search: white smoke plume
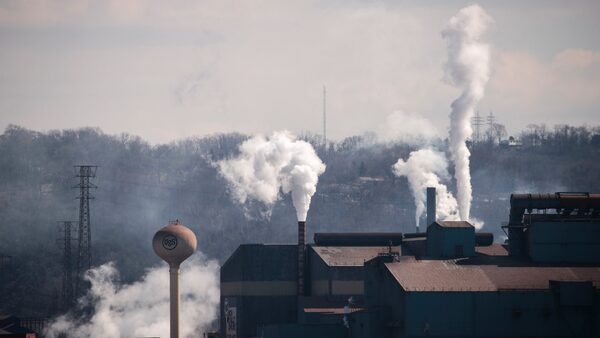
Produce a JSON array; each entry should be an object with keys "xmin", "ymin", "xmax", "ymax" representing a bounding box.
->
[
  {"xmin": 392, "ymin": 148, "xmax": 459, "ymax": 229},
  {"xmin": 46, "ymin": 256, "xmax": 220, "ymax": 338},
  {"xmin": 376, "ymin": 110, "xmax": 439, "ymax": 145},
  {"xmin": 217, "ymin": 130, "xmax": 326, "ymax": 221},
  {"xmin": 442, "ymin": 4, "xmax": 492, "ymax": 221}
]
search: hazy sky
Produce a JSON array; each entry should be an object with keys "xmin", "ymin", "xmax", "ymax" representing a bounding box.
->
[{"xmin": 1, "ymin": 0, "xmax": 599, "ymax": 144}]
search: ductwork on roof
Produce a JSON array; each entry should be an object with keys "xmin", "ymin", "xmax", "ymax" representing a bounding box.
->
[{"xmin": 506, "ymin": 192, "xmax": 600, "ymax": 256}]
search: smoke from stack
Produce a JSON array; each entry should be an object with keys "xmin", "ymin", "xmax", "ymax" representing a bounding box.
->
[
  {"xmin": 217, "ymin": 130, "xmax": 326, "ymax": 221},
  {"xmin": 442, "ymin": 4, "xmax": 493, "ymax": 221},
  {"xmin": 46, "ymin": 256, "xmax": 219, "ymax": 338},
  {"xmin": 392, "ymin": 149, "xmax": 459, "ymax": 230}
]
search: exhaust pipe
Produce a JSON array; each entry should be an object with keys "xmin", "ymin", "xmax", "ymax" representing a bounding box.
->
[
  {"xmin": 426, "ymin": 187, "xmax": 436, "ymax": 230},
  {"xmin": 297, "ymin": 221, "xmax": 306, "ymax": 296}
]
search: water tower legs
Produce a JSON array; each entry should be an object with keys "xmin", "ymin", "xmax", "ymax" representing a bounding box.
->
[{"xmin": 170, "ymin": 264, "xmax": 180, "ymax": 338}]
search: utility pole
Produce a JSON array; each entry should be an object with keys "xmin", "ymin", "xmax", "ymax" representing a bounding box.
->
[
  {"xmin": 57, "ymin": 221, "xmax": 76, "ymax": 310},
  {"xmin": 471, "ymin": 110, "xmax": 483, "ymax": 144},
  {"xmin": 323, "ymin": 85, "xmax": 327, "ymax": 147},
  {"xmin": 74, "ymin": 165, "xmax": 97, "ymax": 298}
]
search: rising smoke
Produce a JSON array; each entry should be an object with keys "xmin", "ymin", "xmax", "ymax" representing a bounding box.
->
[
  {"xmin": 392, "ymin": 149, "xmax": 459, "ymax": 229},
  {"xmin": 217, "ymin": 130, "xmax": 326, "ymax": 221},
  {"xmin": 376, "ymin": 110, "xmax": 439, "ymax": 145},
  {"xmin": 442, "ymin": 4, "xmax": 493, "ymax": 220},
  {"xmin": 46, "ymin": 256, "xmax": 219, "ymax": 338}
]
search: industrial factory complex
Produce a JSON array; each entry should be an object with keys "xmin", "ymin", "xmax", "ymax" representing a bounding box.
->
[{"xmin": 220, "ymin": 192, "xmax": 600, "ymax": 338}]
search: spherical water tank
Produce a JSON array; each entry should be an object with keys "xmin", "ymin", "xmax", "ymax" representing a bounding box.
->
[{"xmin": 152, "ymin": 220, "xmax": 197, "ymax": 266}]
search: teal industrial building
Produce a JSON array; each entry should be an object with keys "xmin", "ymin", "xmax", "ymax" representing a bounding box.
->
[{"xmin": 220, "ymin": 192, "xmax": 600, "ymax": 338}]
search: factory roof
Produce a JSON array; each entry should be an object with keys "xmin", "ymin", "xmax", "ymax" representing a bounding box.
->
[
  {"xmin": 475, "ymin": 244, "xmax": 509, "ymax": 256},
  {"xmin": 304, "ymin": 307, "xmax": 365, "ymax": 315},
  {"xmin": 312, "ymin": 246, "xmax": 401, "ymax": 267},
  {"xmin": 0, "ymin": 314, "xmax": 31, "ymax": 334},
  {"xmin": 301, "ymin": 296, "xmax": 365, "ymax": 314},
  {"xmin": 432, "ymin": 221, "xmax": 474, "ymax": 228},
  {"xmin": 385, "ymin": 254, "xmax": 600, "ymax": 291}
]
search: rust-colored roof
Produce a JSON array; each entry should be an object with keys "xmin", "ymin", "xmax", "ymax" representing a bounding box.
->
[
  {"xmin": 304, "ymin": 307, "xmax": 364, "ymax": 314},
  {"xmin": 475, "ymin": 244, "xmax": 509, "ymax": 256},
  {"xmin": 385, "ymin": 259, "xmax": 600, "ymax": 291},
  {"xmin": 434, "ymin": 221, "xmax": 474, "ymax": 228},
  {"xmin": 311, "ymin": 246, "xmax": 400, "ymax": 266}
]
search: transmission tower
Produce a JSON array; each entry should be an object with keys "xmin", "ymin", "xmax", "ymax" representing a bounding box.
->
[
  {"xmin": 471, "ymin": 110, "xmax": 484, "ymax": 143},
  {"xmin": 74, "ymin": 165, "xmax": 97, "ymax": 297},
  {"xmin": 486, "ymin": 110, "xmax": 496, "ymax": 128},
  {"xmin": 57, "ymin": 221, "xmax": 76, "ymax": 310},
  {"xmin": 485, "ymin": 111, "xmax": 496, "ymax": 141}
]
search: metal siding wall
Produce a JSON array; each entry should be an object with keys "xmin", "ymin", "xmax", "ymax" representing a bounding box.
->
[
  {"xmin": 262, "ymin": 323, "xmax": 346, "ymax": 338},
  {"xmin": 330, "ymin": 266, "xmax": 363, "ymax": 281},
  {"xmin": 426, "ymin": 226, "xmax": 442, "ymax": 257},
  {"xmin": 220, "ymin": 245, "xmax": 299, "ymax": 338},
  {"xmin": 362, "ymin": 260, "xmax": 397, "ymax": 338},
  {"xmin": 396, "ymin": 290, "xmax": 598, "ymax": 337},
  {"xmin": 441, "ymin": 228, "xmax": 475, "ymax": 257},
  {"xmin": 405, "ymin": 292, "xmax": 475, "ymax": 337},
  {"xmin": 241, "ymin": 296, "xmax": 298, "ymax": 338},
  {"xmin": 531, "ymin": 221, "xmax": 600, "ymax": 243},
  {"xmin": 530, "ymin": 221, "xmax": 600, "ymax": 262},
  {"xmin": 309, "ymin": 247, "xmax": 330, "ymax": 296},
  {"xmin": 308, "ymin": 247, "xmax": 366, "ymax": 296},
  {"xmin": 427, "ymin": 226, "xmax": 475, "ymax": 258},
  {"xmin": 221, "ymin": 246, "xmax": 244, "ymax": 282},
  {"xmin": 473, "ymin": 291, "xmax": 563, "ymax": 337},
  {"xmin": 331, "ymin": 280, "xmax": 363, "ymax": 295}
]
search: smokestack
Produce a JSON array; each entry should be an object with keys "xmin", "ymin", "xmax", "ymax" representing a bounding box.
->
[
  {"xmin": 297, "ymin": 221, "xmax": 306, "ymax": 296},
  {"xmin": 427, "ymin": 187, "xmax": 436, "ymax": 229}
]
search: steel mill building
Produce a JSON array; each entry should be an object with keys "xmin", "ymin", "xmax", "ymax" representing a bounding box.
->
[{"xmin": 220, "ymin": 192, "xmax": 600, "ymax": 338}]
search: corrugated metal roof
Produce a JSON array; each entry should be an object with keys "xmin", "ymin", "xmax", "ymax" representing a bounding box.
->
[
  {"xmin": 304, "ymin": 307, "xmax": 364, "ymax": 314},
  {"xmin": 475, "ymin": 244, "xmax": 509, "ymax": 256},
  {"xmin": 434, "ymin": 221, "xmax": 474, "ymax": 228},
  {"xmin": 311, "ymin": 246, "xmax": 400, "ymax": 267},
  {"xmin": 385, "ymin": 258, "xmax": 600, "ymax": 291}
]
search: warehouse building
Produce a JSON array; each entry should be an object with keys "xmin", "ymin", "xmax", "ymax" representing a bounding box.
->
[{"xmin": 220, "ymin": 192, "xmax": 600, "ymax": 338}]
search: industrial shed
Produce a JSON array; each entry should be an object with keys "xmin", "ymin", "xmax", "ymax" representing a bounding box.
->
[
  {"xmin": 220, "ymin": 191, "xmax": 600, "ymax": 338},
  {"xmin": 361, "ymin": 246, "xmax": 600, "ymax": 337},
  {"xmin": 309, "ymin": 245, "xmax": 400, "ymax": 296},
  {"xmin": 426, "ymin": 220, "xmax": 475, "ymax": 258},
  {"xmin": 220, "ymin": 244, "xmax": 298, "ymax": 338}
]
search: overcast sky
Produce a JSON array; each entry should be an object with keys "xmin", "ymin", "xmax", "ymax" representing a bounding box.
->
[{"xmin": 1, "ymin": 0, "xmax": 599, "ymax": 144}]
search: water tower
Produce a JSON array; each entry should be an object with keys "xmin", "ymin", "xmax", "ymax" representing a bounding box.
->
[{"xmin": 153, "ymin": 220, "xmax": 197, "ymax": 338}]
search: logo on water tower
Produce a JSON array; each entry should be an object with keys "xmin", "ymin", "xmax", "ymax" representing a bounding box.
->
[{"xmin": 162, "ymin": 234, "xmax": 178, "ymax": 250}]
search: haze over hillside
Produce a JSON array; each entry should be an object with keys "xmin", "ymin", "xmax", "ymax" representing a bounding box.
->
[{"xmin": 0, "ymin": 123, "xmax": 599, "ymax": 317}]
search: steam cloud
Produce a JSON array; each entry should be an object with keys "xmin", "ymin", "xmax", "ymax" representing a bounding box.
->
[
  {"xmin": 442, "ymin": 4, "xmax": 492, "ymax": 220},
  {"xmin": 217, "ymin": 130, "xmax": 326, "ymax": 221},
  {"xmin": 46, "ymin": 256, "xmax": 219, "ymax": 338},
  {"xmin": 376, "ymin": 110, "xmax": 439, "ymax": 145},
  {"xmin": 392, "ymin": 149, "xmax": 459, "ymax": 229}
]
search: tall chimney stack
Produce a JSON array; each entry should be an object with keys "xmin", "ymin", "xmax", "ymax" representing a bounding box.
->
[
  {"xmin": 426, "ymin": 187, "xmax": 436, "ymax": 230},
  {"xmin": 297, "ymin": 221, "xmax": 306, "ymax": 296}
]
